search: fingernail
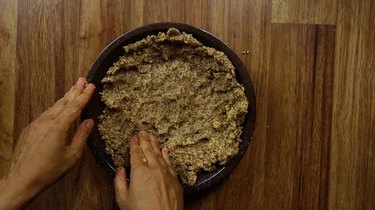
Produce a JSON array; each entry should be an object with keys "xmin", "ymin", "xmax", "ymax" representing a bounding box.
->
[
  {"xmin": 86, "ymin": 83, "xmax": 96, "ymax": 89},
  {"xmin": 131, "ymin": 130, "xmax": 138, "ymax": 136},
  {"xmin": 137, "ymin": 133, "xmax": 144, "ymax": 141},
  {"xmin": 139, "ymin": 130, "xmax": 148, "ymax": 139},
  {"xmin": 163, "ymin": 147, "xmax": 169, "ymax": 153},
  {"xmin": 76, "ymin": 77, "xmax": 85, "ymax": 86},
  {"xmin": 132, "ymin": 134, "xmax": 139, "ymax": 144},
  {"xmin": 85, "ymin": 119, "xmax": 94, "ymax": 129},
  {"xmin": 139, "ymin": 131, "xmax": 150, "ymax": 141}
]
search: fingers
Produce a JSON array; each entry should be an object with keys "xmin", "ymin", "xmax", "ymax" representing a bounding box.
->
[
  {"xmin": 138, "ymin": 131, "xmax": 159, "ymax": 166},
  {"xmin": 129, "ymin": 134, "xmax": 144, "ymax": 168},
  {"xmin": 80, "ymin": 83, "xmax": 96, "ymax": 106},
  {"xmin": 64, "ymin": 77, "xmax": 87, "ymax": 101},
  {"xmin": 50, "ymin": 78, "xmax": 87, "ymax": 115},
  {"xmin": 162, "ymin": 147, "xmax": 172, "ymax": 166},
  {"xmin": 162, "ymin": 147, "xmax": 176, "ymax": 175},
  {"xmin": 36, "ymin": 78, "xmax": 95, "ymax": 125},
  {"xmin": 148, "ymin": 133, "xmax": 168, "ymax": 168},
  {"xmin": 149, "ymin": 133, "xmax": 161, "ymax": 155},
  {"xmin": 70, "ymin": 119, "xmax": 94, "ymax": 152},
  {"xmin": 132, "ymin": 131, "xmax": 174, "ymax": 174},
  {"xmin": 114, "ymin": 167, "xmax": 128, "ymax": 207},
  {"xmin": 58, "ymin": 78, "xmax": 96, "ymax": 130}
]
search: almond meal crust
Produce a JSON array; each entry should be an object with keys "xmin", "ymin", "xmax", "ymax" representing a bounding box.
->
[{"xmin": 98, "ymin": 28, "xmax": 248, "ymax": 185}]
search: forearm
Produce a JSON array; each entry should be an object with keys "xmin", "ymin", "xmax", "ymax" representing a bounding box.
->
[{"xmin": 0, "ymin": 178, "xmax": 40, "ymax": 210}]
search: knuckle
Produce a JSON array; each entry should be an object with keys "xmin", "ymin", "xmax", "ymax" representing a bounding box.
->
[
  {"xmin": 143, "ymin": 147, "xmax": 153, "ymax": 154},
  {"xmin": 68, "ymin": 99, "xmax": 83, "ymax": 111},
  {"xmin": 72, "ymin": 85, "xmax": 83, "ymax": 93},
  {"xmin": 130, "ymin": 147, "xmax": 142, "ymax": 157},
  {"xmin": 65, "ymin": 86, "xmax": 79, "ymax": 98},
  {"xmin": 64, "ymin": 88, "xmax": 73, "ymax": 98},
  {"xmin": 69, "ymin": 98, "xmax": 80, "ymax": 107},
  {"xmin": 154, "ymin": 166, "xmax": 168, "ymax": 176},
  {"xmin": 56, "ymin": 96, "xmax": 67, "ymax": 104},
  {"xmin": 78, "ymin": 128, "xmax": 90, "ymax": 139}
]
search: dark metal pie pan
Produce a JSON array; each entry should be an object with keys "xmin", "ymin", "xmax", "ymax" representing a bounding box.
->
[{"xmin": 81, "ymin": 22, "xmax": 256, "ymax": 196}]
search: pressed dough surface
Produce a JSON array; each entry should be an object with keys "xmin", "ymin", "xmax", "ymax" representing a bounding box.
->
[{"xmin": 98, "ymin": 28, "xmax": 248, "ymax": 185}]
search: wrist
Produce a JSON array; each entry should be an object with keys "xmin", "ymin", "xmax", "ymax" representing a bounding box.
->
[{"xmin": 0, "ymin": 177, "xmax": 40, "ymax": 210}]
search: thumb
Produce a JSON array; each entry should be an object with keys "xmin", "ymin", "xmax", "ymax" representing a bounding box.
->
[
  {"xmin": 70, "ymin": 119, "xmax": 94, "ymax": 152},
  {"xmin": 114, "ymin": 167, "xmax": 128, "ymax": 208}
]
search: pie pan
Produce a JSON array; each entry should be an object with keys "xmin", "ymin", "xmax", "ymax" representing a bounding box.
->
[{"xmin": 81, "ymin": 22, "xmax": 256, "ymax": 196}]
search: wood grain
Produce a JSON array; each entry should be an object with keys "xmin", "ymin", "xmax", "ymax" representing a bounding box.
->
[
  {"xmin": 328, "ymin": 0, "xmax": 375, "ymax": 209},
  {"xmin": 271, "ymin": 0, "xmax": 338, "ymax": 24},
  {"xmin": 0, "ymin": 0, "xmax": 374, "ymax": 209},
  {"xmin": 185, "ymin": 1, "xmax": 274, "ymax": 209},
  {"xmin": 0, "ymin": 0, "xmax": 17, "ymax": 178},
  {"xmin": 15, "ymin": 0, "xmax": 79, "ymax": 209},
  {"xmin": 263, "ymin": 24, "xmax": 334, "ymax": 210}
]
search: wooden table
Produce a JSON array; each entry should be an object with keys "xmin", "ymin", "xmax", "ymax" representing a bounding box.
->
[{"xmin": 1, "ymin": 0, "xmax": 374, "ymax": 209}]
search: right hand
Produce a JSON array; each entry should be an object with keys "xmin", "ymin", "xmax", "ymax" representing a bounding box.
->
[{"xmin": 114, "ymin": 131, "xmax": 184, "ymax": 210}]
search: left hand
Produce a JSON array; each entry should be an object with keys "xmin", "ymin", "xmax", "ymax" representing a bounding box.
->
[{"xmin": 0, "ymin": 77, "xmax": 95, "ymax": 210}]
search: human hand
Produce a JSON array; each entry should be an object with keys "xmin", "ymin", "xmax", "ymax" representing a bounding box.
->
[
  {"xmin": 0, "ymin": 77, "xmax": 95, "ymax": 210},
  {"xmin": 114, "ymin": 131, "xmax": 184, "ymax": 210}
]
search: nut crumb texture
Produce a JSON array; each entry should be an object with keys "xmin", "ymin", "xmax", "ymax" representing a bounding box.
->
[{"xmin": 98, "ymin": 28, "xmax": 248, "ymax": 185}]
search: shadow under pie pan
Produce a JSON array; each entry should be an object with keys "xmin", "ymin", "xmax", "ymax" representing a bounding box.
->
[{"xmin": 81, "ymin": 22, "xmax": 256, "ymax": 196}]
